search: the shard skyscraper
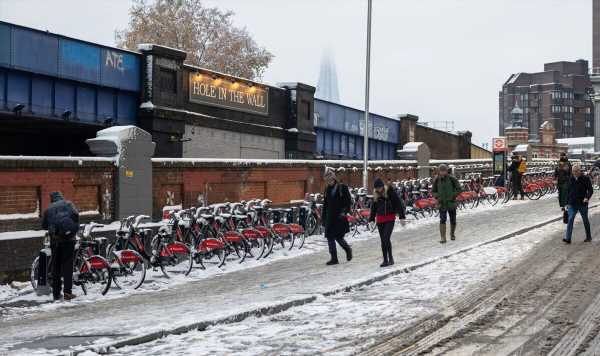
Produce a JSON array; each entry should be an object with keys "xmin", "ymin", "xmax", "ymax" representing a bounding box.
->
[{"xmin": 315, "ymin": 48, "xmax": 341, "ymax": 103}]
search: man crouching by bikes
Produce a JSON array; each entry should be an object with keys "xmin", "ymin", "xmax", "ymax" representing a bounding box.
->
[{"xmin": 42, "ymin": 191, "xmax": 79, "ymax": 301}]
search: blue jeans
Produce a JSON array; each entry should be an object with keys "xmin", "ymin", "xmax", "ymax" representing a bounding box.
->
[{"xmin": 565, "ymin": 205, "xmax": 592, "ymax": 242}]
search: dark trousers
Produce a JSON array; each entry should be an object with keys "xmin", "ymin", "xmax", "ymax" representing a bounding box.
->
[
  {"xmin": 51, "ymin": 240, "xmax": 75, "ymax": 299},
  {"xmin": 327, "ymin": 233, "xmax": 350, "ymax": 261},
  {"xmin": 439, "ymin": 209, "xmax": 457, "ymax": 225},
  {"xmin": 377, "ymin": 221, "xmax": 394, "ymax": 262},
  {"xmin": 558, "ymin": 183, "xmax": 569, "ymax": 208},
  {"xmin": 565, "ymin": 205, "xmax": 592, "ymax": 241},
  {"xmin": 512, "ymin": 175, "xmax": 524, "ymax": 198}
]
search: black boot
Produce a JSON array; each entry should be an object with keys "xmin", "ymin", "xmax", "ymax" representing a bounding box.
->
[
  {"xmin": 346, "ymin": 247, "xmax": 353, "ymax": 262},
  {"xmin": 327, "ymin": 238, "xmax": 338, "ymax": 265},
  {"xmin": 388, "ymin": 243, "xmax": 394, "ymax": 265},
  {"xmin": 380, "ymin": 260, "xmax": 390, "ymax": 268}
]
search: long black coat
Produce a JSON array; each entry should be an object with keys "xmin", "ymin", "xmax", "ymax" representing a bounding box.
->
[{"xmin": 322, "ymin": 183, "xmax": 351, "ymax": 239}]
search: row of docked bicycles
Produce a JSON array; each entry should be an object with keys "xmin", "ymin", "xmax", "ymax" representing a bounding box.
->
[
  {"xmin": 32, "ymin": 199, "xmax": 311, "ymax": 296},
  {"xmin": 31, "ymin": 170, "xmax": 557, "ymax": 297}
]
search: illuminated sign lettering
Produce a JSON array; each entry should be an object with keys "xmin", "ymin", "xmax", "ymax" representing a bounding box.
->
[{"xmin": 189, "ymin": 71, "xmax": 269, "ymax": 115}]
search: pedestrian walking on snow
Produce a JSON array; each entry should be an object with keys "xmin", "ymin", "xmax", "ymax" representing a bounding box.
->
[
  {"xmin": 564, "ymin": 165, "xmax": 593, "ymax": 244},
  {"xmin": 322, "ymin": 169, "xmax": 353, "ymax": 265},
  {"xmin": 42, "ymin": 191, "xmax": 79, "ymax": 301},
  {"xmin": 369, "ymin": 178, "xmax": 405, "ymax": 267},
  {"xmin": 432, "ymin": 164, "xmax": 461, "ymax": 244}
]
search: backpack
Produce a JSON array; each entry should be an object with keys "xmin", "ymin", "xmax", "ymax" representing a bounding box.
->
[
  {"xmin": 518, "ymin": 160, "xmax": 527, "ymax": 174},
  {"xmin": 49, "ymin": 202, "xmax": 79, "ymax": 237}
]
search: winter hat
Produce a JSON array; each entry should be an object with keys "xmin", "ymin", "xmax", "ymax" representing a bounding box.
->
[
  {"xmin": 438, "ymin": 164, "xmax": 449, "ymax": 172},
  {"xmin": 373, "ymin": 178, "xmax": 385, "ymax": 189},
  {"xmin": 323, "ymin": 168, "xmax": 337, "ymax": 181},
  {"xmin": 50, "ymin": 191, "xmax": 64, "ymax": 203}
]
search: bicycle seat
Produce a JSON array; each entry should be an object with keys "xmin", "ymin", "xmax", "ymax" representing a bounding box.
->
[{"xmin": 220, "ymin": 213, "xmax": 232, "ymax": 219}]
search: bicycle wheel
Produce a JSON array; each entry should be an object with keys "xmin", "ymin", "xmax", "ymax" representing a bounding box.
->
[
  {"xmin": 78, "ymin": 256, "xmax": 112, "ymax": 296},
  {"xmin": 196, "ymin": 247, "xmax": 226, "ymax": 269},
  {"xmin": 160, "ymin": 243, "xmax": 193, "ymax": 278},
  {"xmin": 486, "ymin": 193, "xmax": 499, "ymax": 206},
  {"xmin": 30, "ymin": 256, "xmax": 41, "ymax": 291},
  {"xmin": 296, "ymin": 232, "xmax": 306, "ymax": 249},
  {"xmin": 230, "ymin": 240, "xmax": 248, "ymax": 263},
  {"xmin": 109, "ymin": 250, "xmax": 146, "ymax": 290},
  {"xmin": 247, "ymin": 238, "xmax": 265, "ymax": 260},
  {"xmin": 306, "ymin": 214, "xmax": 317, "ymax": 236}
]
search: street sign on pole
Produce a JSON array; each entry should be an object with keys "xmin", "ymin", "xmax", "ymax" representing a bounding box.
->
[
  {"xmin": 492, "ymin": 137, "xmax": 507, "ymax": 152},
  {"xmin": 363, "ymin": 0, "xmax": 373, "ymax": 190},
  {"xmin": 492, "ymin": 137, "xmax": 507, "ymax": 182}
]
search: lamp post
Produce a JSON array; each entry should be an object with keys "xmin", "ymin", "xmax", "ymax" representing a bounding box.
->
[{"xmin": 363, "ymin": 0, "xmax": 373, "ymax": 190}]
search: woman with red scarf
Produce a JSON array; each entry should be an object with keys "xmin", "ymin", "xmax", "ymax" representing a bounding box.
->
[{"xmin": 369, "ymin": 178, "xmax": 405, "ymax": 267}]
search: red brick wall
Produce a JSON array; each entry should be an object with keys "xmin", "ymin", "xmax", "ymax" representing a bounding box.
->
[
  {"xmin": 152, "ymin": 161, "xmax": 418, "ymax": 219},
  {"xmin": 0, "ymin": 186, "xmax": 39, "ymax": 215},
  {"xmin": 0, "ymin": 159, "xmax": 116, "ymax": 232}
]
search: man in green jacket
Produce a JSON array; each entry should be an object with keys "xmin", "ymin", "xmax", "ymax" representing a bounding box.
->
[{"xmin": 432, "ymin": 164, "xmax": 462, "ymax": 243}]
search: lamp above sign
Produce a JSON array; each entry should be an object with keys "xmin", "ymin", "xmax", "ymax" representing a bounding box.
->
[{"xmin": 189, "ymin": 71, "xmax": 269, "ymax": 116}]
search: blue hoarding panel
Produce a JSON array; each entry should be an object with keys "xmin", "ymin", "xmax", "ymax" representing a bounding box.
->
[
  {"xmin": 117, "ymin": 92, "xmax": 136, "ymax": 124},
  {"xmin": 97, "ymin": 88, "xmax": 115, "ymax": 119},
  {"xmin": 101, "ymin": 49, "xmax": 140, "ymax": 91},
  {"xmin": 0, "ymin": 23, "xmax": 10, "ymax": 66},
  {"xmin": 12, "ymin": 28, "xmax": 58, "ymax": 75},
  {"xmin": 55, "ymin": 81, "xmax": 74, "ymax": 114},
  {"xmin": 31, "ymin": 77, "xmax": 52, "ymax": 116},
  {"xmin": 314, "ymin": 99, "xmax": 400, "ymax": 144},
  {"xmin": 60, "ymin": 39, "xmax": 100, "ymax": 83},
  {"xmin": 76, "ymin": 85, "xmax": 95, "ymax": 122},
  {"xmin": 6, "ymin": 72, "xmax": 29, "ymax": 109},
  {"xmin": 0, "ymin": 71, "xmax": 5, "ymax": 108}
]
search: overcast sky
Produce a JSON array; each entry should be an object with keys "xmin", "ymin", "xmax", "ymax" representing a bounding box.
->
[{"xmin": 0, "ymin": 0, "xmax": 593, "ymax": 146}]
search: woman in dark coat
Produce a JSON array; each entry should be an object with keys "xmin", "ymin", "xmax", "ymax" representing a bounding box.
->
[
  {"xmin": 322, "ymin": 169, "xmax": 352, "ymax": 265},
  {"xmin": 554, "ymin": 153, "xmax": 571, "ymax": 211},
  {"xmin": 508, "ymin": 154, "xmax": 525, "ymax": 200},
  {"xmin": 370, "ymin": 178, "xmax": 404, "ymax": 267}
]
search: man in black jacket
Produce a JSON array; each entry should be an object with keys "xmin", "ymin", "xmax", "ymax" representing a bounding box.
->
[
  {"xmin": 564, "ymin": 165, "xmax": 593, "ymax": 244},
  {"xmin": 322, "ymin": 169, "xmax": 352, "ymax": 265},
  {"xmin": 42, "ymin": 192, "xmax": 79, "ymax": 301}
]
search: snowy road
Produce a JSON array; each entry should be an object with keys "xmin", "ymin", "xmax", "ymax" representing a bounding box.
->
[
  {"xmin": 0, "ymin": 196, "xmax": 582, "ymax": 355},
  {"xmin": 100, "ymin": 216, "xmax": 567, "ymax": 356}
]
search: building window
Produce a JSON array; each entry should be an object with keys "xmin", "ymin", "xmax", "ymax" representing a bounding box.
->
[{"xmin": 552, "ymin": 91, "xmax": 561, "ymax": 100}]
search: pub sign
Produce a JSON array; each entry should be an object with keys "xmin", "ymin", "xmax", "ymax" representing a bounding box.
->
[{"xmin": 189, "ymin": 70, "xmax": 269, "ymax": 116}]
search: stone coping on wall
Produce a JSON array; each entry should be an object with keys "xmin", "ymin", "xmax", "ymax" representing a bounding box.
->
[
  {"xmin": 0, "ymin": 156, "xmax": 116, "ymax": 169},
  {"xmin": 152, "ymin": 158, "xmax": 419, "ymax": 169}
]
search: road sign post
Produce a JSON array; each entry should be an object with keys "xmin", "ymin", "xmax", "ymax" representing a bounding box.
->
[{"xmin": 492, "ymin": 137, "xmax": 507, "ymax": 184}]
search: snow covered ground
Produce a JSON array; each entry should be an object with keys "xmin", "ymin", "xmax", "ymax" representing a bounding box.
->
[
  {"xmin": 0, "ymin": 195, "xmax": 573, "ymax": 355},
  {"xmin": 0, "ymin": 196, "xmax": 545, "ymax": 313},
  {"xmin": 99, "ymin": 220, "xmax": 564, "ymax": 356}
]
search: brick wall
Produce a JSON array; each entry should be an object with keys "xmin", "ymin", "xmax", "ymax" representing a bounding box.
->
[
  {"xmin": 151, "ymin": 160, "xmax": 418, "ymax": 219},
  {"xmin": 0, "ymin": 158, "xmax": 116, "ymax": 232}
]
